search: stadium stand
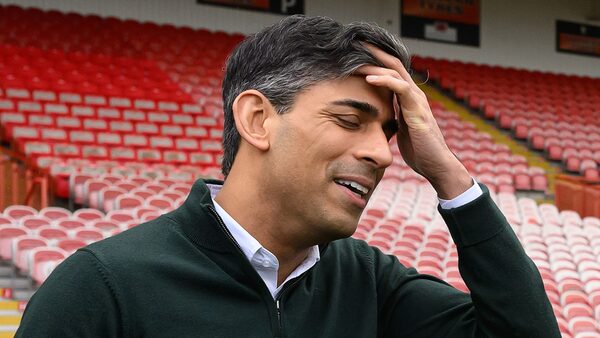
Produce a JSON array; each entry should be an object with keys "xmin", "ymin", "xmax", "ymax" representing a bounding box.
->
[
  {"xmin": 357, "ymin": 149, "xmax": 600, "ymax": 337},
  {"xmin": 412, "ymin": 56, "xmax": 600, "ymax": 181},
  {"xmin": 431, "ymin": 100, "xmax": 548, "ymax": 193},
  {"xmin": 0, "ymin": 3, "xmax": 598, "ymax": 337}
]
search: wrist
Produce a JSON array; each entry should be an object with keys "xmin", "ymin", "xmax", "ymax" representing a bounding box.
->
[{"xmin": 430, "ymin": 165, "xmax": 473, "ymax": 200}]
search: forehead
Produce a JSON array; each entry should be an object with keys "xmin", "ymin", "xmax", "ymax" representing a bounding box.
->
[{"xmin": 295, "ymin": 76, "xmax": 394, "ymax": 120}]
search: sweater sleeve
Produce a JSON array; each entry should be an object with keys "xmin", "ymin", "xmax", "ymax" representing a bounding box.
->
[
  {"xmin": 376, "ymin": 184, "xmax": 560, "ymax": 337},
  {"xmin": 15, "ymin": 250, "xmax": 123, "ymax": 338}
]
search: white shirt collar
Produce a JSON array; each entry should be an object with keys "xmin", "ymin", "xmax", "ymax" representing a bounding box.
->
[{"xmin": 212, "ymin": 198, "xmax": 320, "ymax": 298}]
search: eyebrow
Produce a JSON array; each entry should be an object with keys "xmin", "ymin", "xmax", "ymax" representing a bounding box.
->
[{"xmin": 330, "ymin": 99, "xmax": 380, "ymax": 117}]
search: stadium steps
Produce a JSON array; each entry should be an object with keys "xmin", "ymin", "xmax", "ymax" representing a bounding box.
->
[
  {"xmin": 0, "ymin": 273, "xmax": 27, "ymax": 337},
  {"xmin": 419, "ymin": 82, "xmax": 561, "ymax": 199},
  {"xmin": 0, "ymin": 331, "xmax": 17, "ymax": 338},
  {"xmin": 0, "ymin": 278, "xmax": 30, "ymax": 290},
  {"xmin": 0, "ymin": 262, "xmax": 35, "ymax": 303},
  {"xmin": 0, "ymin": 301, "xmax": 20, "ymax": 337},
  {"xmin": 0, "ymin": 264, "xmax": 31, "ymax": 291},
  {"xmin": 0, "ymin": 267, "xmax": 10, "ymax": 277}
]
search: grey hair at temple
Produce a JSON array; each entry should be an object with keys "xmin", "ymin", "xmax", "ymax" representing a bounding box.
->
[{"xmin": 220, "ymin": 15, "xmax": 411, "ymax": 177}]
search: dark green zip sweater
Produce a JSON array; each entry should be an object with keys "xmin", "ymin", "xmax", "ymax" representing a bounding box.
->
[{"xmin": 16, "ymin": 179, "xmax": 559, "ymax": 337}]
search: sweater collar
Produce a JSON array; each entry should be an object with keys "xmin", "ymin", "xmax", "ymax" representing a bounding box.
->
[
  {"xmin": 172, "ymin": 178, "xmax": 235, "ymax": 253},
  {"xmin": 172, "ymin": 179, "xmax": 330, "ymax": 255}
]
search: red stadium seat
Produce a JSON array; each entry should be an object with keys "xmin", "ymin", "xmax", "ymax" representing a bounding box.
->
[
  {"xmin": 12, "ymin": 235, "xmax": 48, "ymax": 272},
  {"xmin": 29, "ymin": 247, "xmax": 68, "ymax": 284},
  {"xmin": 0, "ymin": 226, "xmax": 29, "ymax": 260},
  {"xmin": 37, "ymin": 226, "xmax": 68, "ymax": 241},
  {"xmin": 38, "ymin": 206, "xmax": 71, "ymax": 220},
  {"xmin": 57, "ymin": 238, "xmax": 87, "ymax": 254},
  {"xmin": 19, "ymin": 215, "xmax": 52, "ymax": 231},
  {"xmin": 3, "ymin": 205, "xmax": 37, "ymax": 220},
  {"xmin": 73, "ymin": 208, "xmax": 104, "ymax": 222}
]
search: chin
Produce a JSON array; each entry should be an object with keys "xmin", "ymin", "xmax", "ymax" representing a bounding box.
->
[{"xmin": 321, "ymin": 218, "xmax": 359, "ymax": 242}]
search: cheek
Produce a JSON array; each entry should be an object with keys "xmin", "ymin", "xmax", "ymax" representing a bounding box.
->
[{"xmin": 273, "ymin": 122, "xmax": 346, "ymax": 184}]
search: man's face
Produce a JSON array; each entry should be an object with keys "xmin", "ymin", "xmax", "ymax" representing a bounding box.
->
[{"xmin": 263, "ymin": 75, "xmax": 396, "ymax": 244}]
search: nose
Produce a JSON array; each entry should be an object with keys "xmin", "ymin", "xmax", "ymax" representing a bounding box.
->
[{"xmin": 354, "ymin": 125, "xmax": 393, "ymax": 169}]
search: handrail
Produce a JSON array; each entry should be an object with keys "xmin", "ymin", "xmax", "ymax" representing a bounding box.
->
[{"xmin": 0, "ymin": 145, "xmax": 52, "ymax": 209}]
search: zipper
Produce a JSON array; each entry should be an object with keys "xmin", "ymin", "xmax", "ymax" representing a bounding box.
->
[
  {"xmin": 207, "ymin": 205, "xmax": 284, "ymax": 337},
  {"xmin": 208, "ymin": 204, "xmax": 312, "ymax": 337},
  {"xmin": 207, "ymin": 205, "xmax": 244, "ymax": 254},
  {"xmin": 276, "ymin": 299, "xmax": 282, "ymax": 331},
  {"xmin": 273, "ymin": 272, "xmax": 310, "ymax": 337}
]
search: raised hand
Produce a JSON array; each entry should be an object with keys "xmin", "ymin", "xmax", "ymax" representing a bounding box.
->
[{"xmin": 357, "ymin": 45, "xmax": 473, "ymax": 199}]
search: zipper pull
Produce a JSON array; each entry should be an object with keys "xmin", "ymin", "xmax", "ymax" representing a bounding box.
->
[{"xmin": 276, "ymin": 300, "xmax": 282, "ymax": 329}]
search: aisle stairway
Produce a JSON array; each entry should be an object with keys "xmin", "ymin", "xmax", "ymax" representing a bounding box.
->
[
  {"xmin": 420, "ymin": 81, "xmax": 561, "ymax": 199},
  {"xmin": 0, "ymin": 299, "xmax": 23, "ymax": 337},
  {"xmin": 0, "ymin": 262, "xmax": 31, "ymax": 338},
  {"xmin": 0, "ymin": 301, "xmax": 21, "ymax": 337}
]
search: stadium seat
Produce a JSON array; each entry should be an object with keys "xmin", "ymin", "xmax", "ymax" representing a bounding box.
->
[
  {"xmin": 12, "ymin": 235, "xmax": 48, "ymax": 272},
  {"xmin": 74, "ymin": 229, "xmax": 105, "ymax": 243},
  {"xmin": 114, "ymin": 194, "xmax": 145, "ymax": 210},
  {"xmin": 72, "ymin": 208, "xmax": 105, "ymax": 221},
  {"xmin": 38, "ymin": 206, "xmax": 71, "ymax": 220},
  {"xmin": 55, "ymin": 219, "xmax": 85, "ymax": 231},
  {"xmin": 29, "ymin": 247, "xmax": 68, "ymax": 284},
  {"xmin": 90, "ymin": 219, "xmax": 120, "ymax": 234},
  {"xmin": 19, "ymin": 215, "xmax": 52, "ymax": 230},
  {"xmin": 0, "ymin": 226, "xmax": 29, "ymax": 260},
  {"xmin": 3, "ymin": 205, "xmax": 37, "ymax": 220}
]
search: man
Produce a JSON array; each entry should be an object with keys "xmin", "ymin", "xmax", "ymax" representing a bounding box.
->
[{"xmin": 17, "ymin": 15, "xmax": 559, "ymax": 337}]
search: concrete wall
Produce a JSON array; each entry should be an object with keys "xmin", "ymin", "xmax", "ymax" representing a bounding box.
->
[
  {"xmin": 390, "ymin": 0, "xmax": 600, "ymax": 77},
  {"xmin": 1, "ymin": 0, "xmax": 599, "ymax": 76}
]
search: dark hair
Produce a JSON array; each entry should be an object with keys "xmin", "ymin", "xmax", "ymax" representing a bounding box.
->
[{"xmin": 221, "ymin": 15, "xmax": 411, "ymax": 176}]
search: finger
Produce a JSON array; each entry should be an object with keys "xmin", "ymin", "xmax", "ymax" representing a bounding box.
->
[
  {"xmin": 355, "ymin": 65, "xmax": 401, "ymax": 79},
  {"xmin": 358, "ymin": 66, "xmax": 407, "ymax": 123},
  {"xmin": 363, "ymin": 44, "xmax": 414, "ymax": 85},
  {"xmin": 365, "ymin": 74, "xmax": 411, "ymax": 103},
  {"xmin": 365, "ymin": 75, "xmax": 429, "ymax": 131},
  {"xmin": 362, "ymin": 44, "xmax": 429, "ymax": 103}
]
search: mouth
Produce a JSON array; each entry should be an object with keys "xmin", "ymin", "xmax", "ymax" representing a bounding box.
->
[
  {"xmin": 333, "ymin": 177, "xmax": 373, "ymax": 208},
  {"xmin": 334, "ymin": 179, "xmax": 370, "ymax": 197}
]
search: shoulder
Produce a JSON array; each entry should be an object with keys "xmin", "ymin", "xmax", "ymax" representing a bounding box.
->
[{"xmin": 82, "ymin": 213, "xmax": 188, "ymax": 273}]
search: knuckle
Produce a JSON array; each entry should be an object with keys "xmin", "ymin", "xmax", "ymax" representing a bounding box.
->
[{"xmin": 392, "ymin": 57, "xmax": 404, "ymax": 70}]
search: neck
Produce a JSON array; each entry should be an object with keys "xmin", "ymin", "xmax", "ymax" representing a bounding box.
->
[{"xmin": 215, "ymin": 171, "xmax": 312, "ymax": 285}]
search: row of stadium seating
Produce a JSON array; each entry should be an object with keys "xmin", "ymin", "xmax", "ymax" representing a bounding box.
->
[
  {"xmin": 41, "ymin": 159, "xmax": 220, "ymax": 198},
  {"xmin": 1, "ymin": 210, "xmax": 155, "ymax": 285},
  {"xmin": 0, "ymin": 178, "xmax": 186, "ymax": 285},
  {"xmin": 412, "ymin": 56, "xmax": 600, "ymax": 181},
  {"xmin": 69, "ymin": 174, "xmax": 189, "ymax": 211},
  {"xmin": 0, "ymin": 88, "xmax": 205, "ymax": 112}
]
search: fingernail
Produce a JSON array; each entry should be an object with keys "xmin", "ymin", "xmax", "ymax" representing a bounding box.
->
[{"xmin": 366, "ymin": 75, "xmax": 379, "ymax": 81}]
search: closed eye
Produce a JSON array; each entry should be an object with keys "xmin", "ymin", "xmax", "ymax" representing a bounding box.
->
[{"xmin": 336, "ymin": 115, "xmax": 361, "ymax": 129}]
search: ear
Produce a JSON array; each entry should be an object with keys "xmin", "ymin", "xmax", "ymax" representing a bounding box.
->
[{"xmin": 232, "ymin": 89, "xmax": 273, "ymax": 151}]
